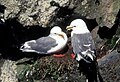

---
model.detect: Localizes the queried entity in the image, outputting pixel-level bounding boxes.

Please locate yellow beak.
[66,26,73,31]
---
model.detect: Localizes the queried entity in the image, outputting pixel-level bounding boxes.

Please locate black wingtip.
[78,60,99,82]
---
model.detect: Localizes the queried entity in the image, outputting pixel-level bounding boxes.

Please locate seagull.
[20,26,68,57]
[66,19,101,82]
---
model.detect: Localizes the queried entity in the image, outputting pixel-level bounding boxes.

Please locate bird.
[20,26,68,57]
[66,19,101,82]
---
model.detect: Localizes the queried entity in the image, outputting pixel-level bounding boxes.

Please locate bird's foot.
[53,54,65,58]
[71,53,75,59]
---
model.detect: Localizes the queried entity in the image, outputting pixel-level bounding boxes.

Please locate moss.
[16,53,85,82]
[17,64,33,82]
[111,37,119,47]
[113,0,120,13]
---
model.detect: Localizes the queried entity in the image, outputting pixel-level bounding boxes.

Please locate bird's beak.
[66,26,73,31]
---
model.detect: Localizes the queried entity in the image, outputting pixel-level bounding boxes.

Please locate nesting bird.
[20,26,68,57]
[66,19,99,82]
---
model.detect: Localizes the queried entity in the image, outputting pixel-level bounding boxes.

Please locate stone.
[98,50,120,82]
[0,60,18,82]
[0,0,70,27]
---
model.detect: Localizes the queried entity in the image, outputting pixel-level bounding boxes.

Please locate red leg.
[71,53,75,59]
[53,54,65,58]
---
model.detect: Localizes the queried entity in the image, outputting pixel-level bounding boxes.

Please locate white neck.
[71,27,89,36]
[50,32,68,42]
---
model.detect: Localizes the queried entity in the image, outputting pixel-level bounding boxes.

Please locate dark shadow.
[50,1,75,18]
[0,4,6,13]
[0,17,52,61]
[24,25,51,42]
[97,9,120,39]
[95,0,100,5]
[115,9,120,24]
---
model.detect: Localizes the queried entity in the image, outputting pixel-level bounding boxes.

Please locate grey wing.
[72,33,96,62]
[28,36,57,54]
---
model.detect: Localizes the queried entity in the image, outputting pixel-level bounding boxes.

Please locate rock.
[0,0,20,19]
[98,50,120,82]
[0,60,18,82]
[73,0,120,27]
[0,0,119,27]
[0,0,70,27]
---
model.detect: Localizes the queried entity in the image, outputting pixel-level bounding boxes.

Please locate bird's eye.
[73,26,76,27]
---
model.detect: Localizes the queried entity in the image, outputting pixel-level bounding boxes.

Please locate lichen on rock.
[0,0,70,27]
[0,60,18,82]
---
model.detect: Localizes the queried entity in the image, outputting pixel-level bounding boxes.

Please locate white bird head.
[66,19,89,34]
[50,26,68,41]
[50,26,62,34]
